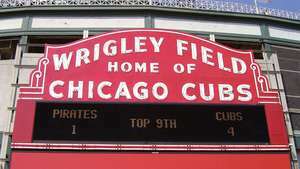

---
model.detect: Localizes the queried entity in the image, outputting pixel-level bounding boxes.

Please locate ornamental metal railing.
[0,0,299,20]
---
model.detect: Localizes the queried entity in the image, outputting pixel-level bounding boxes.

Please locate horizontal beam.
[12,142,290,152]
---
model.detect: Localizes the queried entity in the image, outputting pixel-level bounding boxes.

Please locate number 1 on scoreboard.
[72,125,76,135]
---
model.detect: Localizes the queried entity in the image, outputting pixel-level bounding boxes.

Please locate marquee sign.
[12,29,288,151]
[19,29,279,103]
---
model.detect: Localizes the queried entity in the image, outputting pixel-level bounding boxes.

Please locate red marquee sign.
[19,29,279,104]
[12,29,288,149]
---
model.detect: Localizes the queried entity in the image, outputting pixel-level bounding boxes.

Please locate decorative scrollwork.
[29,57,49,88]
[31,70,42,87]
[250,62,279,102]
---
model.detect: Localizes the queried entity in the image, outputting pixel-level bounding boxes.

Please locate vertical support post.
[145,13,154,28]
[0,132,4,169]
[83,29,89,39]
[254,0,259,14]
[1,35,29,169]
[272,53,299,169]
[209,34,215,42]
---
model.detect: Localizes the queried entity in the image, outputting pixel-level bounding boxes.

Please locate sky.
[226,0,300,12]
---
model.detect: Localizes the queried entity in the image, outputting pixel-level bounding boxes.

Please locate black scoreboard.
[33,102,269,144]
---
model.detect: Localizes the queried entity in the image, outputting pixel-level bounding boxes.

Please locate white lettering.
[149,37,164,52]
[121,62,133,72]
[108,62,159,73]
[232,57,247,74]
[217,52,231,72]
[49,80,64,98]
[135,62,147,72]
[121,38,133,54]
[88,81,94,99]
[115,82,132,99]
[187,64,196,74]
[201,46,215,66]
[93,43,100,61]
[75,48,90,67]
[150,63,159,73]
[182,83,196,101]
[103,40,117,56]
[173,63,185,74]
[177,40,188,56]
[218,84,234,101]
[237,84,252,101]
[191,43,198,60]
[199,83,214,101]
[53,52,73,71]
[133,82,148,100]
[135,37,147,53]
[68,81,83,99]
[108,62,118,72]
[152,82,168,100]
[97,81,112,99]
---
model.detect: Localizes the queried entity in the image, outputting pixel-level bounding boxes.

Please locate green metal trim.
[22,16,31,32]
[264,38,300,48]
[262,43,272,60]
[213,33,261,42]
[260,24,272,57]
[145,14,154,28]
[0,9,297,35]
[0,32,27,37]
[214,36,261,43]
[0,17,297,48]
[260,24,270,39]
[5,135,11,169]
[20,35,28,52]
[0,29,298,47]
[267,35,300,44]
[19,35,27,44]
[294,136,300,149]
[0,132,2,151]
[0,6,299,25]
[0,29,23,34]
[0,30,26,37]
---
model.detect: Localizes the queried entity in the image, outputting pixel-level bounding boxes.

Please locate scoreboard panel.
[33,102,269,144]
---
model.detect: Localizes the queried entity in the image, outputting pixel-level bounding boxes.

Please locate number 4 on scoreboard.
[227,127,235,137]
